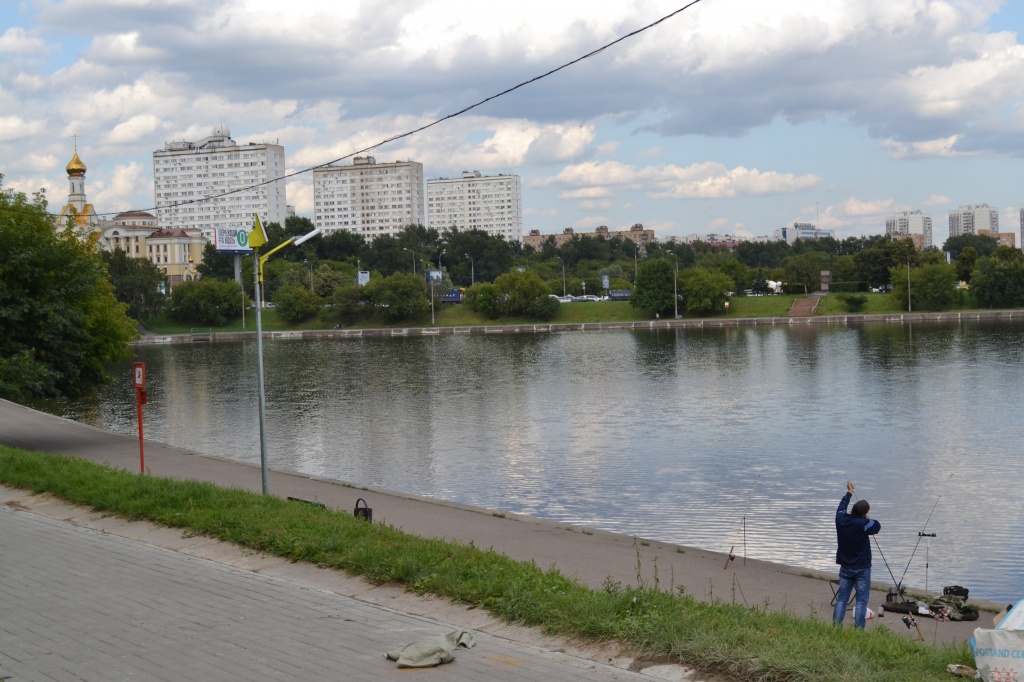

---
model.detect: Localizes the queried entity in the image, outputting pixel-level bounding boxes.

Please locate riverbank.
[0,398,1000,651]
[136,308,1024,343]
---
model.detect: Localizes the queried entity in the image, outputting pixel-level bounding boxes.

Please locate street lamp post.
[907,259,912,312]
[667,250,678,319]
[250,215,321,495]
[634,242,640,282]
[556,256,566,296]
[465,254,474,286]
[403,247,416,274]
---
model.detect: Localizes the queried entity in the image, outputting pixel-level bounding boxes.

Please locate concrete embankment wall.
[136,309,1024,345]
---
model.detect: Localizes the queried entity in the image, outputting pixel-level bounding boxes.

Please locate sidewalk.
[0,398,995,675]
[0,495,679,682]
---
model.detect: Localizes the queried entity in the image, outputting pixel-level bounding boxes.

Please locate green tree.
[783,251,827,292]
[630,259,675,313]
[274,284,322,323]
[955,246,978,283]
[942,233,998,260]
[970,257,1024,308]
[196,242,236,281]
[679,267,733,314]
[493,270,550,316]
[365,273,429,323]
[325,284,370,326]
[102,248,166,320]
[464,282,502,319]
[0,177,137,401]
[890,263,959,311]
[169,279,246,325]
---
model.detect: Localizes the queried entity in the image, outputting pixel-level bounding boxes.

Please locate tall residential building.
[312,156,424,239]
[948,204,998,239]
[153,125,287,241]
[885,210,933,250]
[426,171,522,241]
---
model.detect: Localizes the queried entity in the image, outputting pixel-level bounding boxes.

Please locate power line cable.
[82,0,707,219]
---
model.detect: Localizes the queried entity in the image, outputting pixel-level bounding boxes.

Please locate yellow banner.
[249,213,268,249]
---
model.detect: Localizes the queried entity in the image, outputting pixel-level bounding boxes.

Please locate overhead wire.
[71,0,708,219]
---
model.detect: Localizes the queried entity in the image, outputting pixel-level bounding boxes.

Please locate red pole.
[136,389,145,474]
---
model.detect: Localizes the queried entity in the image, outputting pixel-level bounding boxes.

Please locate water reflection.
[32,320,1024,601]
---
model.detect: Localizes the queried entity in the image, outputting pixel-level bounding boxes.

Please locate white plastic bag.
[971,600,1024,682]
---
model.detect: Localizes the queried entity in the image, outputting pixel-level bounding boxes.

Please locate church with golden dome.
[56,143,102,239]
[53,141,205,288]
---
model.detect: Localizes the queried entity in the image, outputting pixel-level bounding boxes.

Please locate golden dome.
[66,151,87,176]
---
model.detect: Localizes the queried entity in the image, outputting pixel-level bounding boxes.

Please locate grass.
[143,291,1011,335]
[0,445,971,682]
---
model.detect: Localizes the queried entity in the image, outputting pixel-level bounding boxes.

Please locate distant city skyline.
[3,1,1023,246]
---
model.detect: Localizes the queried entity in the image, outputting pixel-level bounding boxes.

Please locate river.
[33,319,1024,602]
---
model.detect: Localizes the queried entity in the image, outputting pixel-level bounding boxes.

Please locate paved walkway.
[0,399,998,681]
[0,499,669,682]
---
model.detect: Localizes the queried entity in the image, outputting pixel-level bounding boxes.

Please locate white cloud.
[20,153,60,172]
[882,135,972,159]
[0,27,48,55]
[540,160,820,199]
[106,114,162,144]
[559,187,612,199]
[0,115,45,142]
[922,194,951,206]
[92,162,148,212]
[578,199,612,210]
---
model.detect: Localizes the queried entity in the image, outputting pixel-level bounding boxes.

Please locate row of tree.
[5,170,1019,404]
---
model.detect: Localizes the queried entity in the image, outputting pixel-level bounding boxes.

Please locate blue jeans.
[833,566,871,628]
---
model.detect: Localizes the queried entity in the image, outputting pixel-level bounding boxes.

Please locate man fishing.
[833,480,881,629]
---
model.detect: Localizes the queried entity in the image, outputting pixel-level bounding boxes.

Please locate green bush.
[493,270,550,316]
[169,279,245,326]
[464,282,502,319]
[837,294,868,312]
[274,284,323,323]
[526,293,559,320]
[829,281,868,293]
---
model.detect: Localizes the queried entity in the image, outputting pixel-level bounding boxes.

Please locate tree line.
[5,170,1022,405]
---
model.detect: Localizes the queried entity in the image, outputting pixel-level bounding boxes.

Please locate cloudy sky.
[2,0,1023,244]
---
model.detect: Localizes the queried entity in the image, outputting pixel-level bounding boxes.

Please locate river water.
[34,320,1024,602]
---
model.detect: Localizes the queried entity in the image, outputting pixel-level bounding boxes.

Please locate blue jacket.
[835,492,880,570]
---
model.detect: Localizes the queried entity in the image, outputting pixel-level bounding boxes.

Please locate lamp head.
[292,228,321,246]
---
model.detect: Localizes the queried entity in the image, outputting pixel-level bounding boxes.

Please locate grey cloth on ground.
[385,629,476,668]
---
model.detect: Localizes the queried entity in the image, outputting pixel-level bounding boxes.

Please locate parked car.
[575,295,601,302]
[557,296,574,303]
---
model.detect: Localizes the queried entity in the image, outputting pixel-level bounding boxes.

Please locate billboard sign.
[358,271,370,287]
[215,228,253,254]
[428,270,442,284]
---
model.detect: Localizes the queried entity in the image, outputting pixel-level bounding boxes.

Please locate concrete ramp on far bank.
[0,398,1000,646]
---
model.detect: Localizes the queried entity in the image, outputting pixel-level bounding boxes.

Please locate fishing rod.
[846,479,924,639]
[724,475,760,570]
[894,494,941,594]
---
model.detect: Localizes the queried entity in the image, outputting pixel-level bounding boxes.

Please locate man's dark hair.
[852,500,870,517]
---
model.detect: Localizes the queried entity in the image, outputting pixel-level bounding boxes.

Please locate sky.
[2,0,1023,245]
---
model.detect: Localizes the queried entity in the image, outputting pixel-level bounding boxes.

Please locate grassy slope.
[0,445,970,682]
[144,295,888,333]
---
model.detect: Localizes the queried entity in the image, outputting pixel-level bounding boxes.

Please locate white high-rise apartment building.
[885,210,933,249]
[426,171,522,241]
[312,156,424,239]
[153,125,287,241]
[948,204,998,239]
